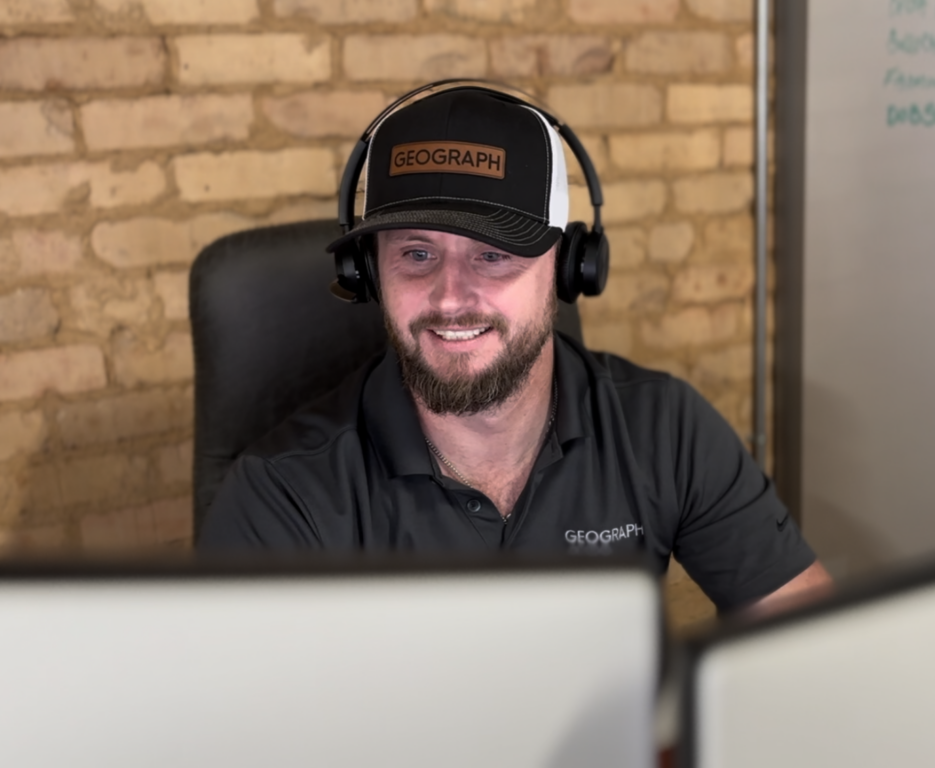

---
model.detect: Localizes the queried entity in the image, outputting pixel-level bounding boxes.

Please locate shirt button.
[466,499,482,513]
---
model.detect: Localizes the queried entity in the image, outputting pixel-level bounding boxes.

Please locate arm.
[667,379,819,612]
[748,560,834,616]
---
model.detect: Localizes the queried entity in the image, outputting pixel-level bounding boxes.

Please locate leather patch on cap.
[390,141,506,179]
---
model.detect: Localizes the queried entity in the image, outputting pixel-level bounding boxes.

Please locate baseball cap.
[326,89,569,258]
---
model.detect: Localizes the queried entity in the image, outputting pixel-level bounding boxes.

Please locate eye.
[480,251,510,263]
[405,249,431,263]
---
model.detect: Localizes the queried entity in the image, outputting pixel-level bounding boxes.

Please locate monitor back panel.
[688,577,935,768]
[0,565,658,768]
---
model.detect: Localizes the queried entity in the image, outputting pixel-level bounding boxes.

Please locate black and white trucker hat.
[326,89,569,257]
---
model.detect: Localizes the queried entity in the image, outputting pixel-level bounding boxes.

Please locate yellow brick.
[7,230,82,275]
[672,263,754,303]
[693,343,753,385]
[80,503,156,550]
[152,496,193,545]
[92,213,252,268]
[491,35,615,78]
[7,523,69,551]
[723,127,753,167]
[112,332,194,387]
[735,32,754,70]
[549,83,662,129]
[425,0,536,22]
[275,0,417,23]
[649,221,694,264]
[698,214,753,262]
[96,0,257,23]
[609,130,719,172]
[0,238,14,274]
[344,35,486,81]
[571,182,666,225]
[64,274,151,338]
[0,345,107,402]
[0,101,73,158]
[673,173,753,214]
[177,34,330,86]
[0,37,165,91]
[0,0,71,23]
[668,84,754,124]
[604,180,667,223]
[80,496,192,549]
[173,148,336,202]
[82,95,253,151]
[568,0,678,23]
[581,269,670,320]
[57,454,150,509]
[562,133,609,184]
[154,272,190,320]
[0,161,165,217]
[605,226,646,269]
[0,411,47,462]
[640,304,740,350]
[686,0,752,22]
[101,280,154,327]
[580,321,633,358]
[88,161,166,209]
[56,387,193,448]
[157,440,193,486]
[626,32,731,75]
[0,288,59,344]
[262,90,387,139]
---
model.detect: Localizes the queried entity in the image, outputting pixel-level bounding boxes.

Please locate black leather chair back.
[189,219,583,535]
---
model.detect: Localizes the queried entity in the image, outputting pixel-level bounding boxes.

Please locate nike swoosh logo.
[777,516,790,532]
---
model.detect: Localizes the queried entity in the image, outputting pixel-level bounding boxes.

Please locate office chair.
[189,219,584,537]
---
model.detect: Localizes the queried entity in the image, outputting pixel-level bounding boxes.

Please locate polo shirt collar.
[362,332,593,479]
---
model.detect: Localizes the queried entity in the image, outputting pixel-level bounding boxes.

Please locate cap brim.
[326,207,562,257]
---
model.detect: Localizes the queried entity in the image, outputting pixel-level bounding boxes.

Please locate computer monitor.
[0,557,660,768]
[683,561,935,768]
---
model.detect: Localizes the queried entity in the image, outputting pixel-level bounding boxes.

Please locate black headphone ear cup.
[579,230,609,297]
[557,222,587,303]
[331,240,372,303]
[360,237,380,303]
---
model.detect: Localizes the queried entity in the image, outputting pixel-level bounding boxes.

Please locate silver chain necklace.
[425,379,559,515]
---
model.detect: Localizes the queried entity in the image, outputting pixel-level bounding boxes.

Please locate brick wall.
[0,0,760,552]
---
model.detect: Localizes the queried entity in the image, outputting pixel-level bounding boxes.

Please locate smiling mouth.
[430,327,492,341]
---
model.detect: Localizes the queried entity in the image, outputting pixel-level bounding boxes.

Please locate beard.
[385,293,558,416]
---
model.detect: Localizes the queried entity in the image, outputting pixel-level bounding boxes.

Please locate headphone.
[331,79,609,305]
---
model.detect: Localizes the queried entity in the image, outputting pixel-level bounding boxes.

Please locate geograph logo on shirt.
[565,525,645,547]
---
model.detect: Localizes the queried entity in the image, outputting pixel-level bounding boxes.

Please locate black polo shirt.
[199,333,815,611]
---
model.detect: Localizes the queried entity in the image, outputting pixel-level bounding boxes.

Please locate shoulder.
[588,348,672,390]
[564,336,686,417]
[559,335,721,461]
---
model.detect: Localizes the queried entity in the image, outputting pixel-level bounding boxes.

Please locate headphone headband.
[331,79,610,306]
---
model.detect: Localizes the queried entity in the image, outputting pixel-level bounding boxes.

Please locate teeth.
[433,327,488,341]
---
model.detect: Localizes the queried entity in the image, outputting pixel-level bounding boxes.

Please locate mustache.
[409,311,509,337]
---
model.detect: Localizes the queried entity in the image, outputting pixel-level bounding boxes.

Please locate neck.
[415,338,556,485]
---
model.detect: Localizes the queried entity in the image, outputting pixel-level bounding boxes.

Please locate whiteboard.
[800,0,935,575]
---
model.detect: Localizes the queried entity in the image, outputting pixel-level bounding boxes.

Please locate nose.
[428,256,477,315]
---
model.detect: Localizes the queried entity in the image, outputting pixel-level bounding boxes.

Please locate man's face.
[377,229,558,415]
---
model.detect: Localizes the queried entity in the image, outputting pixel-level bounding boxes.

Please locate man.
[199,87,830,613]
